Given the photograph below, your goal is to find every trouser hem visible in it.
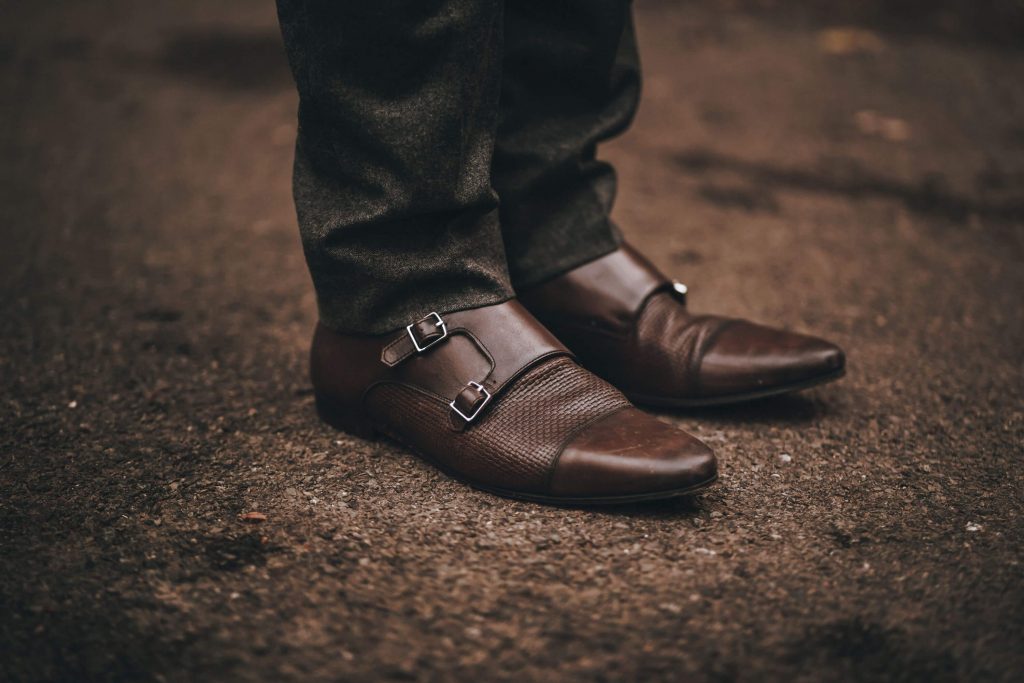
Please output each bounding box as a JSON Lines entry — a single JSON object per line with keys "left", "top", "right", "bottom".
{"left": 315, "top": 290, "right": 517, "bottom": 337}
{"left": 510, "top": 231, "right": 623, "bottom": 292}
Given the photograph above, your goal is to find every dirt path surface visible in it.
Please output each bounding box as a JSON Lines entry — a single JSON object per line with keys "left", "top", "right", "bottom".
{"left": 2, "top": 2, "right": 1022, "bottom": 681}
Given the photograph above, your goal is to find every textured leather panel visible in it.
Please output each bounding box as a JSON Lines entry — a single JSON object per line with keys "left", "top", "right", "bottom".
{"left": 364, "top": 356, "right": 628, "bottom": 493}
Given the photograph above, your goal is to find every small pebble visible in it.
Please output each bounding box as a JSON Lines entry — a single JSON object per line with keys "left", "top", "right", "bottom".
{"left": 239, "top": 511, "right": 267, "bottom": 523}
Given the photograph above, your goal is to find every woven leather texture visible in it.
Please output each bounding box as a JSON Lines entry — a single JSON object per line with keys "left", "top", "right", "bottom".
{"left": 364, "top": 356, "right": 628, "bottom": 493}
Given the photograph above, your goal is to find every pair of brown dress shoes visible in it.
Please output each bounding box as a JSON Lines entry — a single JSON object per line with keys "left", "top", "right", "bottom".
{"left": 311, "top": 244, "right": 845, "bottom": 505}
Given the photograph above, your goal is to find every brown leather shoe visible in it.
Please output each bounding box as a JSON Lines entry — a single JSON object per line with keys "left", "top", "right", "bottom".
{"left": 519, "top": 244, "right": 846, "bottom": 407}
{"left": 311, "top": 300, "right": 716, "bottom": 504}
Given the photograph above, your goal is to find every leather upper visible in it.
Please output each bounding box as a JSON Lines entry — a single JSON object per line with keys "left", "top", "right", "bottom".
{"left": 519, "top": 245, "right": 669, "bottom": 337}
{"left": 520, "top": 244, "right": 845, "bottom": 405}
{"left": 311, "top": 299, "right": 717, "bottom": 500}
{"left": 314, "top": 300, "right": 571, "bottom": 431}
{"left": 550, "top": 407, "right": 715, "bottom": 497}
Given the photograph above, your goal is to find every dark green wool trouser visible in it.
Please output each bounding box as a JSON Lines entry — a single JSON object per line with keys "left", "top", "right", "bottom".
{"left": 276, "top": 0, "right": 640, "bottom": 334}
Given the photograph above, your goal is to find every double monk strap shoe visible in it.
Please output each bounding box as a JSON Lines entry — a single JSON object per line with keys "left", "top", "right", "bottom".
{"left": 310, "top": 300, "right": 717, "bottom": 504}
{"left": 519, "top": 244, "right": 846, "bottom": 407}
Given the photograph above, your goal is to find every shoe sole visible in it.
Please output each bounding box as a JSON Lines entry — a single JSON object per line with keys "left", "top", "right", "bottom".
{"left": 624, "top": 367, "right": 846, "bottom": 409}
{"left": 463, "top": 472, "right": 717, "bottom": 506}
{"left": 317, "top": 397, "right": 717, "bottom": 506}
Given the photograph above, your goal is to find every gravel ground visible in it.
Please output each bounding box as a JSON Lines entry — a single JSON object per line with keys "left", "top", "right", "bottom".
{"left": 2, "top": 2, "right": 1022, "bottom": 681}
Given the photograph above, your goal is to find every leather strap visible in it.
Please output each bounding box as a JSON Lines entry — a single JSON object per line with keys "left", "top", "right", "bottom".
{"left": 520, "top": 244, "right": 678, "bottom": 337}
{"left": 373, "top": 301, "right": 572, "bottom": 430}
{"left": 382, "top": 312, "right": 446, "bottom": 366}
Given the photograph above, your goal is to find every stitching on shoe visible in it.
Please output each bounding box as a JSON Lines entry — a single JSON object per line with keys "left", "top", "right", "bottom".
{"left": 542, "top": 403, "right": 632, "bottom": 494}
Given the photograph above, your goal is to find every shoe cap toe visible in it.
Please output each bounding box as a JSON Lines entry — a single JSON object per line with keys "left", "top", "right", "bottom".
{"left": 549, "top": 407, "right": 716, "bottom": 498}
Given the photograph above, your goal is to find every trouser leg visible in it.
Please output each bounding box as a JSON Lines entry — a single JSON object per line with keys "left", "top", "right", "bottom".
{"left": 276, "top": 0, "right": 513, "bottom": 334}
{"left": 493, "top": 0, "right": 641, "bottom": 289}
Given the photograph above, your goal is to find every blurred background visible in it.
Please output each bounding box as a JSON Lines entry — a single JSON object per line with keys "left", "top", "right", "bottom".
{"left": 2, "top": 1, "right": 1022, "bottom": 681}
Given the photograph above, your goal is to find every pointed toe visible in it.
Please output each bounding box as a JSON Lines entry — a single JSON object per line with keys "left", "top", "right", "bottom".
{"left": 819, "top": 340, "right": 846, "bottom": 374}
{"left": 519, "top": 242, "right": 846, "bottom": 407}
{"left": 697, "top": 321, "right": 846, "bottom": 399}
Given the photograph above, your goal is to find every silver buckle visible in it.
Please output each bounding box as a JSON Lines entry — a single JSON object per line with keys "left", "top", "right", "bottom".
{"left": 406, "top": 312, "right": 447, "bottom": 352}
{"left": 672, "top": 281, "right": 688, "bottom": 304}
{"left": 450, "top": 381, "right": 492, "bottom": 423}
